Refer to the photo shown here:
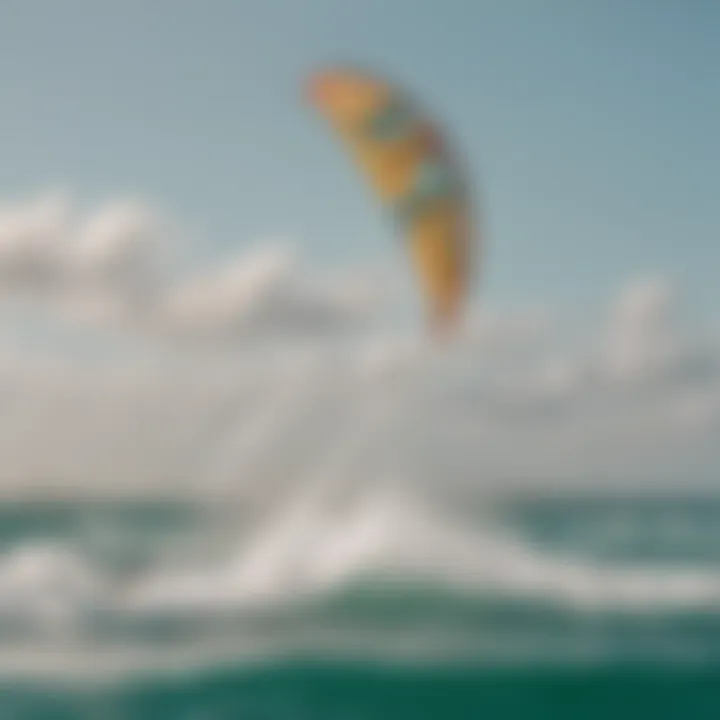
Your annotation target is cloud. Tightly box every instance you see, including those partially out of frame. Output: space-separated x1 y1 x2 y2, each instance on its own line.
0 193 379 343
604 276 682 380
0 274 717 499
0 193 72 293
0 193 165 329
159 244 378 343
603 276 717 385
0 191 718 496
73 199 163 294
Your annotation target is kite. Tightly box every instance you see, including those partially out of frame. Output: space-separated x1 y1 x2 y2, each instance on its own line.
307 66 476 335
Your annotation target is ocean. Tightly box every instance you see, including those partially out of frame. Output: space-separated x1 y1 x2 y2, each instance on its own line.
0 492 719 719
0 340 718 718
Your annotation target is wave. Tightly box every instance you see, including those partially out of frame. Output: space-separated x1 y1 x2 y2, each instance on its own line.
0 487 719 684
125 486 720 616
1 487 720 631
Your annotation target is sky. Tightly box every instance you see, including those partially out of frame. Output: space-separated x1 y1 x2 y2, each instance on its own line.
0 1 718 493
0 0 718 312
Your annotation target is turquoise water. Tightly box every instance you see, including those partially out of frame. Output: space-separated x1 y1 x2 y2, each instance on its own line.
0 494 719 718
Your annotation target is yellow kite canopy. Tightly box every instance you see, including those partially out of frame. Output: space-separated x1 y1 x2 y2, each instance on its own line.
306 66 474 335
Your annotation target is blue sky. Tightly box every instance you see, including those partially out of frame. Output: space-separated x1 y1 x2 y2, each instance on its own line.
0 0 718 319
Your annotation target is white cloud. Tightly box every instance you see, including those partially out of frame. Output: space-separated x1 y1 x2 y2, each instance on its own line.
163 244 293 333
602 276 717 386
0 194 379 342
0 193 72 293
0 193 165 329
0 192 718 497
73 199 163 293
604 276 680 380
159 243 380 342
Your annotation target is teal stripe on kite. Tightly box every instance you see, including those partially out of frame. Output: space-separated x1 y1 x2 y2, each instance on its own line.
363 98 416 141
390 159 458 228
